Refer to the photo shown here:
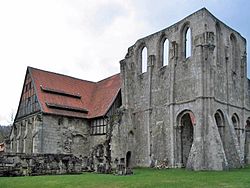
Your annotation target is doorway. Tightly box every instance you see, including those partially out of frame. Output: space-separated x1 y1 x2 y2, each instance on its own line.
126 151 132 168
176 111 195 167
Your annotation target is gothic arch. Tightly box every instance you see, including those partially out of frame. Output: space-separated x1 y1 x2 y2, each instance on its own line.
138 44 148 74
159 35 170 67
214 109 225 147
232 113 240 141
181 22 192 59
175 110 195 167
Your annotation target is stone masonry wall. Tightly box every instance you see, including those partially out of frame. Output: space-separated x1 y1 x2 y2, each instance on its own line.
11 114 91 157
42 115 90 156
10 113 43 154
118 8 250 170
0 153 84 177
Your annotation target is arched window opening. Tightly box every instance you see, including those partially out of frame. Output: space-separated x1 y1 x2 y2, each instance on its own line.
230 34 237 71
163 39 169 66
232 114 240 141
185 28 192 58
215 110 225 147
141 47 147 73
232 115 239 128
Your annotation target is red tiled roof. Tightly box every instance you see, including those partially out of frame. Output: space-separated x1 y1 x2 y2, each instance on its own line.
29 67 121 119
89 74 121 117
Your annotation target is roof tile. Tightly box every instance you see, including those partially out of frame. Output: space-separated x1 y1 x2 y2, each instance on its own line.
29 67 121 118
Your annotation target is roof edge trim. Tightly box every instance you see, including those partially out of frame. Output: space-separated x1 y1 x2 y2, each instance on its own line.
41 85 81 99
46 102 88 113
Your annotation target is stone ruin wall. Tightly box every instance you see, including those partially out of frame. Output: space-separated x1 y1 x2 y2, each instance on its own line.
7 110 128 175
10 114 90 157
112 9 250 170
0 153 84 176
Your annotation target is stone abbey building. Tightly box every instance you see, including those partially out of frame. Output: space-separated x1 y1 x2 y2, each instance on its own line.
9 8 250 171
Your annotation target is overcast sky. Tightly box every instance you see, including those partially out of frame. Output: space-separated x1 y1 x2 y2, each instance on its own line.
0 0 249 125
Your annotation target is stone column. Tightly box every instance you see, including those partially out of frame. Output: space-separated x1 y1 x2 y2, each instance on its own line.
169 42 177 167
147 55 155 166
23 120 28 153
32 114 42 153
16 122 24 153
240 53 247 159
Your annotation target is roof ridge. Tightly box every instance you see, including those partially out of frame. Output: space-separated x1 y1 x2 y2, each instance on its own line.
28 66 97 84
97 73 120 83
28 66 120 85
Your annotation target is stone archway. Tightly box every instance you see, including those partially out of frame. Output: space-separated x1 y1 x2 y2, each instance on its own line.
232 113 240 141
245 119 250 164
176 111 195 167
214 110 225 147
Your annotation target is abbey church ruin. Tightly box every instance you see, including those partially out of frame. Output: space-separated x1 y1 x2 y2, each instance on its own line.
116 8 250 170
3 8 250 174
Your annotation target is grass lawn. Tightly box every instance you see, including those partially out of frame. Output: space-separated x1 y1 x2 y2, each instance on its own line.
0 167 250 188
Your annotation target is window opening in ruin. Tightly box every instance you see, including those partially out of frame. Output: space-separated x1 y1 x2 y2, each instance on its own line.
230 33 237 72
58 117 63 125
215 110 225 147
163 39 169 66
185 28 191 58
120 158 125 164
232 114 240 141
126 151 132 168
141 47 147 73
176 111 194 167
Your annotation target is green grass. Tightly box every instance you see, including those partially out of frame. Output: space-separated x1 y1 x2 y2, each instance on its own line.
1 167 250 188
